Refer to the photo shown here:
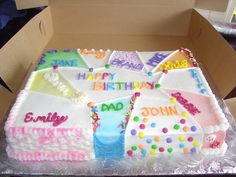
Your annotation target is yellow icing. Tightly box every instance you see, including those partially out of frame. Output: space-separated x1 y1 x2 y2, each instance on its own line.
29 70 76 98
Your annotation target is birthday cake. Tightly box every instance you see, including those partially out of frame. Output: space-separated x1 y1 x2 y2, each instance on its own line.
4 48 229 161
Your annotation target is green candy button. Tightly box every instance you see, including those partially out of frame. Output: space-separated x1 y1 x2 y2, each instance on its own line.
132 146 137 151
155 83 161 89
151 144 158 149
167 147 173 153
133 116 139 122
174 124 180 130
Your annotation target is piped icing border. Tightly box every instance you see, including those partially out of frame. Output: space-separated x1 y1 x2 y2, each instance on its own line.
6 146 90 161
197 68 229 134
201 142 228 155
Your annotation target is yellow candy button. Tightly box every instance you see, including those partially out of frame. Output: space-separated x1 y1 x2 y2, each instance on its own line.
193 141 200 147
150 149 156 155
170 97 176 103
182 111 188 117
178 135 185 142
138 132 145 138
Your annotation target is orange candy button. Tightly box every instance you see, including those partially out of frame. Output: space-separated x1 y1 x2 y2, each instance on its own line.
183 147 189 154
154 136 161 142
183 126 189 132
143 118 148 123
139 144 145 149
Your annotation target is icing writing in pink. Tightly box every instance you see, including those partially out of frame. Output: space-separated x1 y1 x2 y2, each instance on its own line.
24 112 68 127
171 92 200 115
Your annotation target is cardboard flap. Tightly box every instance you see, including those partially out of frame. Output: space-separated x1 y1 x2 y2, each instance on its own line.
48 0 195 36
225 98 236 120
189 10 236 98
0 7 53 122
195 0 229 12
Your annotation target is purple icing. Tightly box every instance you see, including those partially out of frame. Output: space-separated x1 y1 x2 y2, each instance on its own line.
146 53 169 67
41 54 46 58
38 59 45 65
64 49 74 52
47 50 57 53
109 51 146 72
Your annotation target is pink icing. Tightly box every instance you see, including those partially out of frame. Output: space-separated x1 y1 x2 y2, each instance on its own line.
24 112 68 127
203 131 226 149
6 147 88 161
163 88 220 127
171 92 200 115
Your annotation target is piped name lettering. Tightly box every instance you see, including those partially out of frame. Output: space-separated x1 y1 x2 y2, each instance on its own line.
110 58 144 71
51 59 77 67
101 102 124 112
24 112 68 127
171 92 200 115
140 106 179 117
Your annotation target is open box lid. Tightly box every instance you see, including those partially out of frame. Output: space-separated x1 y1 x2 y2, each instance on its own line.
1 0 236 125
15 0 229 12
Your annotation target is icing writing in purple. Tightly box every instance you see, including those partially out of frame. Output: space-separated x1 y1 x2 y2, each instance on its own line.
110 51 145 71
171 92 200 115
146 53 169 67
24 112 68 127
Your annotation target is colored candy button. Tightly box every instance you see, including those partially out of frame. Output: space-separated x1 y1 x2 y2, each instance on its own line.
139 144 145 149
190 147 196 153
105 64 110 69
181 111 188 117
166 137 173 143
154 136 161 142
143 118 148 123
170 97 176 103
159 147 165 152
183 147 189 154
89 68 94 72
139 124 145 129
179 143 185 148
162 128 168 133
151 144 158 149
155 83 161 89
174 124 180 130
133 116 139 122
167 147 173 153
127 150 133 156
139 132 145 138
180 119 186 124
131 146 137 151
183 126 189 132
131 129 137 136
191 126 197 132
187 137 193 142
147 72 153 76
193 141 200 147
151 123 156 128
178 135 185 142
141 149 147 155
146 138 152 144
150 149 156 155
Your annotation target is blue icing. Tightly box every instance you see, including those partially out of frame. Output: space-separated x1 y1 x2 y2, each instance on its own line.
189 69 207 95
94 134 124 159
93 97 131 159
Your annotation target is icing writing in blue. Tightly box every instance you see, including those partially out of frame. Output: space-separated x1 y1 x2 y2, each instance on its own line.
146 53 169 67
51 59 78 67
101 102 124 112
110 58 144 71
189 69 206 94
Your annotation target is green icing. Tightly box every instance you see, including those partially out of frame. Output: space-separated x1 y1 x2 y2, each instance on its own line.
36 50 88 70
29 70 76 98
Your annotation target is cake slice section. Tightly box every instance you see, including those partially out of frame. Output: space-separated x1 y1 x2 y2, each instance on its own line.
5 90 94 161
